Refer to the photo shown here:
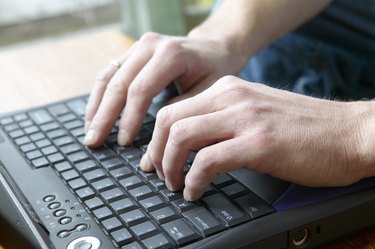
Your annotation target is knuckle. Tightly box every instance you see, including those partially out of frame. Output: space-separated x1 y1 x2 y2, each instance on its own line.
128 81 148 97
158 39 182 55
169 120 189 145
194 149 217 175
156 106 174 129
106 79 127 94
139 32 161 44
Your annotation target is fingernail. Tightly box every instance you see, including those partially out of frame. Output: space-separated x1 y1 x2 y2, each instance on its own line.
140 154 150 171
84 129 96 145
118 129 129 146
183 188 194 202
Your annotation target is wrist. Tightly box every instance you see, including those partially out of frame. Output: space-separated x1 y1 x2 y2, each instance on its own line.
350 101 375 179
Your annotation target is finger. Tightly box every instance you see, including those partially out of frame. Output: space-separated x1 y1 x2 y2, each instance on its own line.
85 54 128 132
84 42 155 147
162 111 235 191
183 138 245 201
139 89 217 177
117 44 187 146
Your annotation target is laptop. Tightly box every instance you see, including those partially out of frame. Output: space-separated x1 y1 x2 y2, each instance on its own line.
0 91 374 249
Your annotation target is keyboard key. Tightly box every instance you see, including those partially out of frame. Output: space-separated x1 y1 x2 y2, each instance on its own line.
29 132 45 141
171 199 198 213
110 167 132 180
202 193 248 227
13 113 27 122
162 218 200 245
67 151 89 163
54 161 72 172
76 186 95 200
66 99 86 117
61 169 79 181
18 120 33 128
15 136 31 146
24 125 39 135
128 185 154 201
48 104 69 116
47 152 64 164
54 136 75 147
139 196 166 212
160 189 182 202
102 217 123 232
58 113 76 123
85 197 104 210
35 138 51 148
130 221 158 240
41 145 58 156
40 122 60 132
100 188 126 203
102 157 124 170
29 109 53 124
83 168 107 182
142 233 173 249
111 228 133 246
119 175 143 190
75 160 97 173
64 120 84 130
110 198 137 215
60 143 81 155
183 207 224 236
221 182 247 198
20 143 37 153
26 150 43 160
122 242 143 249
0 117 14 126
119 147 142 162
3 123 19 132
93 206 113 221
91 178 115 192
212 173 234 188
31 157 49 168
120 209 148 226
150 207 178 224
149 178 166 191
70 127 85 137
91 148 116 161
9 129 25 139
68 178 87 190
234 193 275 219
47 129 66 139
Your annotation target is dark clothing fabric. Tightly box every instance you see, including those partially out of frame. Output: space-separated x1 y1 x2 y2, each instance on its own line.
238 0 375 100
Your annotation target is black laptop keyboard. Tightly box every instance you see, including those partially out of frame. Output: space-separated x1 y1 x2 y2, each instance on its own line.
0 96 274 249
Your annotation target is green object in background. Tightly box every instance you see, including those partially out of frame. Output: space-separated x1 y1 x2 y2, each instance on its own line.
122 0 186 39
121 0 214 39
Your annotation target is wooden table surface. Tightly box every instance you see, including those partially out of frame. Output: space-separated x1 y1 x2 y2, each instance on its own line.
0 28 374 249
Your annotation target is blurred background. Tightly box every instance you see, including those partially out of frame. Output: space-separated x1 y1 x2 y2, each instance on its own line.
0 0 214 48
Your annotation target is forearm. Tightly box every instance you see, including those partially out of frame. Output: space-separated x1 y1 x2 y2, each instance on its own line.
188 0 331 68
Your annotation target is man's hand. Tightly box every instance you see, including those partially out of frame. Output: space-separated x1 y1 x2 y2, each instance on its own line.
140 76 371 201
84 33 243 147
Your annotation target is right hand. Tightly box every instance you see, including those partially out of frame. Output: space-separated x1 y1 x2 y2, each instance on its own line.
84 32 244 147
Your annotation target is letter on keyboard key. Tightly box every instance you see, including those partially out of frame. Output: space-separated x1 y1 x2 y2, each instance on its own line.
183 207 224 236
202 193 248 227
162 218 200 245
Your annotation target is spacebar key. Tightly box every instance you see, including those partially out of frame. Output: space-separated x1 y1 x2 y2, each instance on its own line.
202 193 248 227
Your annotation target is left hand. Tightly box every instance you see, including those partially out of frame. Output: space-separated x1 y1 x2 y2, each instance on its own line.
140 76 369 201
